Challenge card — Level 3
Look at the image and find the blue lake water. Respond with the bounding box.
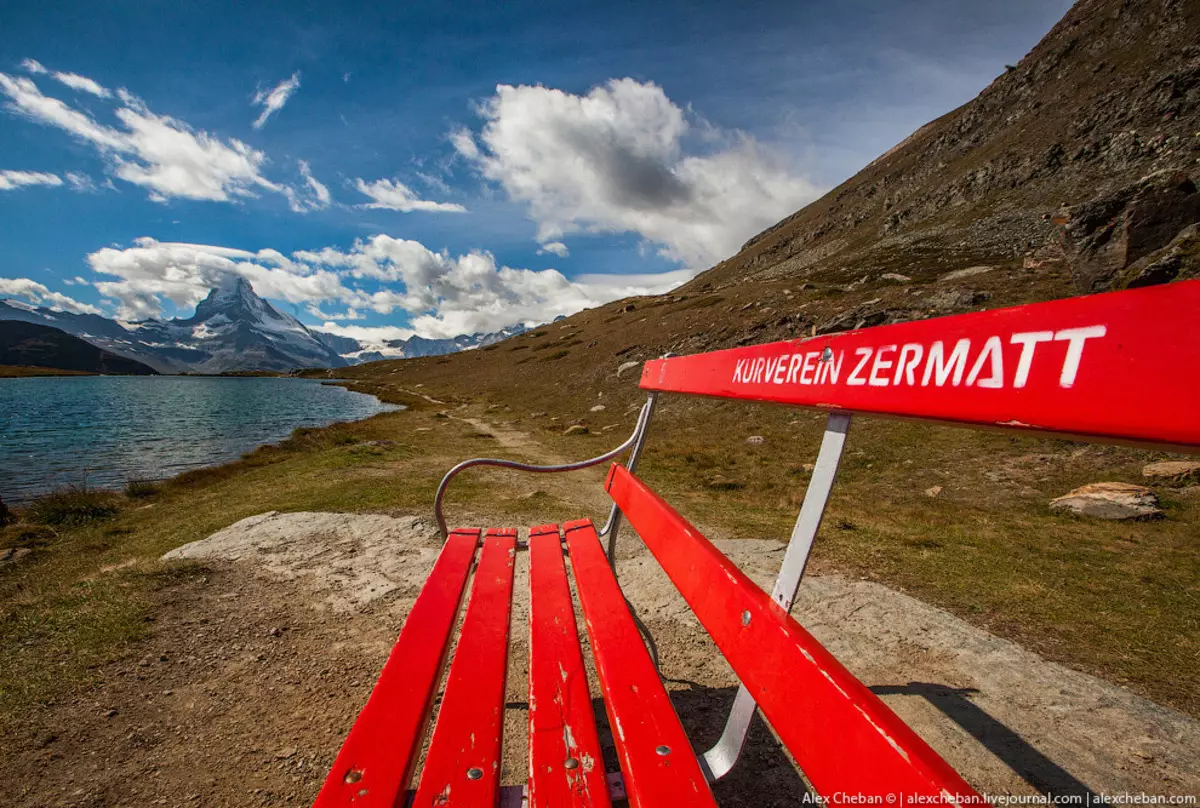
[0,376,400,501]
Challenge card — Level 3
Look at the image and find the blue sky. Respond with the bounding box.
[0,0,1072,344]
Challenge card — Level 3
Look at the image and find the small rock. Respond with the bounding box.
[925,486,943,498]
[880,273,911,283]
[563,425,589,436]
[268,627,282,637]
[616,361,640,377]
[275,748,297,760]
[589,404,606,412]
[939,265,994,282]
[1050,482,1162,520]
[745,435,765,445]
[704,474,745,491]
[105,709,118,719]
[529,411,548,418]
[0,547,32,568]
[1141,460,1200,481]
[802,463,815,473]
[433,411,449,419]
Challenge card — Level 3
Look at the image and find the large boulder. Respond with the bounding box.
[1057,169,1200,293]
[1050,482,1162,520]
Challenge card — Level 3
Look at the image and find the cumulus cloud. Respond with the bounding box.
[0,277,102,314]
[316,321,415,344]
[454,78,823,267]
[0,169,62,190]
[294,234,686,338]
[538,241,570,258]
[252,72,300,129]
[0,68,277,202]
[87,238,353,320]
[353,177,466,213]
[85,233,688,337]
[284,160,332,212]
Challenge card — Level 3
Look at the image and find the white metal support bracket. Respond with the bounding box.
[700,411,853,781]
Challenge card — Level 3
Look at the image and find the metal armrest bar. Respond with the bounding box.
[434,396,656,539]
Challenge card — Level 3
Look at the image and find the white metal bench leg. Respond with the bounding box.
[701,412,853,781]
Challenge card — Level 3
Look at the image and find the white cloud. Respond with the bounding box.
[454,78,823,267]
[50,71,111,98]
[295,234,686,338]
[0,169,62,190]
[353,177,466,213]
[0,69,277,202]
[84,233,689,337]
[284,160,332,212]
[65,172,98,192]
[87,238,353,320]
[316,321,415,345]
[0,277,102,314]
[20,58,112,98]
[538,241,569,258]
[252,72,300,129]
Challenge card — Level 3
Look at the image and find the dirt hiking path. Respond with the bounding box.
[5,508,1195,807]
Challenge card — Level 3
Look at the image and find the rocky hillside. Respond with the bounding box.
[0,321,157,375]
[686,0,1199,297]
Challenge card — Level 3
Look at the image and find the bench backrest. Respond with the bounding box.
[639,280,1200,451]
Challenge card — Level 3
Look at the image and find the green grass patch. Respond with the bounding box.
[25,486,120,527]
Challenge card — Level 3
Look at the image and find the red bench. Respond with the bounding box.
[313,280,1199,807]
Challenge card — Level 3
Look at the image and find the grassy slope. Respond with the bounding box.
[0,365,93,377]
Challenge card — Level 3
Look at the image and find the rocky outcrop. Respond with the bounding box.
[1056,169,1200,292]
[1050,482,1162,520]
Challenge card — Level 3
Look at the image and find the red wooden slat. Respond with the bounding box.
[563,519,718,808]
[528,524,613,808]
[640,280,1200,450]
[312,529,480,808]
[412,529,517,808]
[605,464,982,803]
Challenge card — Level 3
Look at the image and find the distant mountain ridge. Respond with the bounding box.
[346,325,529,364]
[0,320,158,375]
[0,276,528,373]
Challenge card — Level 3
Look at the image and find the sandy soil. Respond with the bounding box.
[6,509,1194,807]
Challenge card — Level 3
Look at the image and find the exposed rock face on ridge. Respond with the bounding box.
[689,0,1200,296]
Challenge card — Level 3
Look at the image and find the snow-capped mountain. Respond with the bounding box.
[0,276,345,373]
[0,276,528,373]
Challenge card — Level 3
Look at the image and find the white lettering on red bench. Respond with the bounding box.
[729,325,1107,391]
